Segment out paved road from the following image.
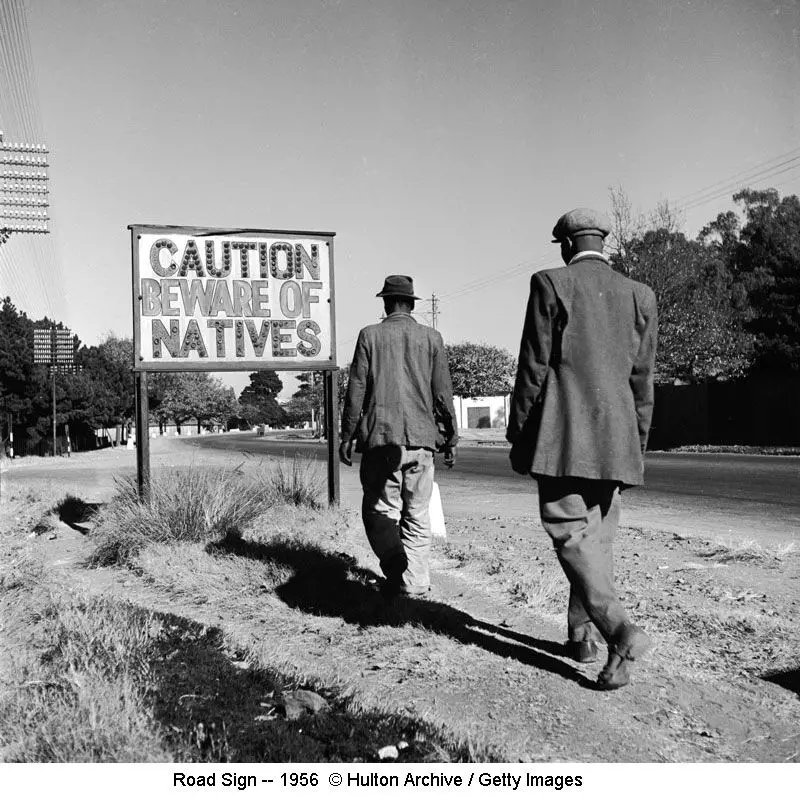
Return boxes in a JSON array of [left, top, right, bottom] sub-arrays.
[[188, 434, 800, 541], [4, 434, 798, 541]]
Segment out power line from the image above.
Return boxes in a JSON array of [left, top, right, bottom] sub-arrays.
[[673, 146, 800, 206], [676, 157, 800, 214]]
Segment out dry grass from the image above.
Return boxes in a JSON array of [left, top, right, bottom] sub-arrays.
[[699, 536, 797, 565], [266, 455, 325, 508], [0, 553, 172, 762], [88, 466, 283, 567]]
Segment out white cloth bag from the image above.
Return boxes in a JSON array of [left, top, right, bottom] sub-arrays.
[[429, 481, 447, 539]]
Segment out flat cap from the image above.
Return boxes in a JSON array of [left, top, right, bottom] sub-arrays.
[[551, 208, 612, 242]]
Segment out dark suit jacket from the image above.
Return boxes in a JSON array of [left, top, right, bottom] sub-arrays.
[[506, 256, 657, 486], [341, 312, 458, 452]]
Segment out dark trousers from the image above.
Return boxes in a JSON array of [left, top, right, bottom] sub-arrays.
[[537, 476, 631, 645]]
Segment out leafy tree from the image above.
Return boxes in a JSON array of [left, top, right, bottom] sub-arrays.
[[195, 379, 239, 432], [613, 229, 752, 383], [728, 189, 800, 372], [445, 342, 516, 398], [607, 189, 754, 383], [0, 298, 80, 450], [72, 334, 134, 431], [291, 371, 322, 431], [239, 370, 284, 426], [154, 372, 237, 433]]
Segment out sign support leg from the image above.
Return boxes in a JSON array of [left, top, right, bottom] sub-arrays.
[[323, 369, 340, 505], [135, 370, 151, 503]]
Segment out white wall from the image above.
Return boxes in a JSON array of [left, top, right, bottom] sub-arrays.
[[453, 395, 510, 429]]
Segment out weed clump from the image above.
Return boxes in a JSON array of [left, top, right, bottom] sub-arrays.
[[89, 467, 278, 567], [267, 456, 324, 509]]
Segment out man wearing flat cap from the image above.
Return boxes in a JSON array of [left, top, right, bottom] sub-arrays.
[[507, 208, 658, 690], [340, 275, 458, 599]]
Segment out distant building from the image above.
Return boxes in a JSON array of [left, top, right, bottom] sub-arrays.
[[454, 395, 510, 429]]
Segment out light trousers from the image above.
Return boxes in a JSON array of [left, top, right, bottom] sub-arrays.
[[360, 445, 435, 594], [537, 476, 631, 644]]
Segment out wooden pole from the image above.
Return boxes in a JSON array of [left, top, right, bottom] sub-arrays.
[[135, 370, 151, 502], [323, 369, 340, 505]]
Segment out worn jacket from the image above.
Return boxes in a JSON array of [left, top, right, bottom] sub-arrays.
[[341, 312, 458, 452], [506, 255, 657, 486]]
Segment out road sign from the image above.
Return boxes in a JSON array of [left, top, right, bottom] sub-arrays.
[[130, 225, 336, 372]]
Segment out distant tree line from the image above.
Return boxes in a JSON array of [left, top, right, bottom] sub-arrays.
[[3, 186, 797, 451], [0, 297, 352, 453]]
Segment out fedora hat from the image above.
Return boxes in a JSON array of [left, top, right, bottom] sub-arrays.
[[376, 275, 421, 300]]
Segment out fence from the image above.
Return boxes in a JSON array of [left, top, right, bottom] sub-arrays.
[[649, 374, 800, 449], [1, 421, 119, 458]]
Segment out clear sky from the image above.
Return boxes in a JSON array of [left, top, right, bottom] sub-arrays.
[[1, 0, 798, 396]]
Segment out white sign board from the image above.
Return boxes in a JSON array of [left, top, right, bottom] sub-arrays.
[[130, 226, 336, 371]]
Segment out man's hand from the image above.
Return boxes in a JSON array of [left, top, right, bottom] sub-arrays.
[[443, 445, 456, 469], [509, 440, 532, 475], [339, 440, 353, 466]]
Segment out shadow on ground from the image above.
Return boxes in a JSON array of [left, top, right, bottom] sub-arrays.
[[138, 607, 481, 762], [55, 495, 103, 534], [209, 537, 590, 688], [762, 668, 800, 697]]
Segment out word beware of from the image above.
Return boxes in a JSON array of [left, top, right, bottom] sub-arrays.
[[132, 229, 335, 370]]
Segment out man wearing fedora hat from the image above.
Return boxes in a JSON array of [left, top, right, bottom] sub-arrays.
[[507, 208, 658, 690], [340, 275, 458, 599]]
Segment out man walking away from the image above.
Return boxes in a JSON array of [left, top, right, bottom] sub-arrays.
[[507, 208, 658, 690], [340, 275, 458, 599]]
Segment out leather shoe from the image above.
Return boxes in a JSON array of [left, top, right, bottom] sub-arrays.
[[596, 626, 651, 690], [564, 640, 599, 663]]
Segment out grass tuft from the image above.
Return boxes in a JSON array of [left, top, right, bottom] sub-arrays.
[[266, 455, 324, 508], [700, 536, 797, 565], [88, 466, 279, 567]]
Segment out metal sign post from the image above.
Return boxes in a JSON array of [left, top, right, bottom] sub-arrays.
[[134, 371, 150, 501], [323, 369, 340, 505], [130, 224, 338, 504]]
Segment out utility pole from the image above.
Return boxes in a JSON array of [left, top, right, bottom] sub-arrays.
[[430, 293, 439, 330]]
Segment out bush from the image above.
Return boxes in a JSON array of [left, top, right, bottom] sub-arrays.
[[89, 466, 277, 567]]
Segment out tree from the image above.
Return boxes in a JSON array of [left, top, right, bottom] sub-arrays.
[[607, 186, 642, 276], [613, 229, 753, 383], [0, 298, 81, 450], [729, 189, 800, 372], [608, 190, 754, 383], [239, 370, 284, 426], [445, 342, 516, 398], [291, 371, 323, 432], [72, 334, 134, 432], [152, 372, 238, 433]]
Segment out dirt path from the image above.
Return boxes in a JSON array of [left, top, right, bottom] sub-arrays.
[[5, 439, 799, 762]]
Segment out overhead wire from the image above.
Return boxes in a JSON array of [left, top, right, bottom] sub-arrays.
[[673, 147, 800, 206], [0, 0, 66, 321], [676, 157, 800, 215], [432, 147, 800, 314]]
